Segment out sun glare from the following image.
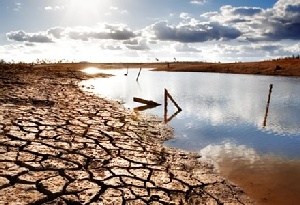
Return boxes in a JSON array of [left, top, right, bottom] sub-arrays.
[[64, 0, 108, 24], [81, 67, 103, 75]]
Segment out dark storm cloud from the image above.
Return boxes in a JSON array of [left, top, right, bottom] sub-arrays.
[[202, 0, 300, 41], [286, 4, 300, 13], [150, 21, 241, 43], [6, 30, 53, 43], [263, 22, 300, 40], [260, 1, 300, 40]]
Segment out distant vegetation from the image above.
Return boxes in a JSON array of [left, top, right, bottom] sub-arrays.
[[1, 54, 299, 66], [269, 54, 300, 61]]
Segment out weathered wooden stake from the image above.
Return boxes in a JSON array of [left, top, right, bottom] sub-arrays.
[[164, 89, 182, 123], [263, 84, 273, 127], [136, 68, 142, 81], [165, 89, 182, 111]]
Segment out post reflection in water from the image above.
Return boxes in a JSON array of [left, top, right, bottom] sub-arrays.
[[164, 89, 182, 123], [263, 84, 273, 127]]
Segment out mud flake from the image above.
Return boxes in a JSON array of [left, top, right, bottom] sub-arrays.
[[0, 151, 18, 161], [25, 142, 61, 156], [19, 171, 58, 183], [65, 170, 90, 180], [39, 175, 68, 194], [0, 162, 28, 175], [0, 176, 9, 187], [66, 180, 99, 193], [42, 158, 78, 169], [91, 169, 112, 181], [0, 184, 46, 205]]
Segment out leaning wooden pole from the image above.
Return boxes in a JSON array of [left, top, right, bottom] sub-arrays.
[[136, 68, 142, 81], [165, 89, 182, 111], [164, 89, 182, 123], [263, 84, 273, 127]]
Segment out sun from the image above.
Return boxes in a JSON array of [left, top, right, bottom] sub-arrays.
[[64, 0, 108, 24]]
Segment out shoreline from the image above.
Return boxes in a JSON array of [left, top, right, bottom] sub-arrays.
[[29, 58, 300, 77], [0, 65, 253, 204]]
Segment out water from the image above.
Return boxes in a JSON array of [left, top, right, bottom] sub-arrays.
[[80, 67, 300, 204]]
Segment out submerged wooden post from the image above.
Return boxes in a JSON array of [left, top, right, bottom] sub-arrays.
[[136, 68, 142, 81], [164, 89, 182, 123], [263, 84, 273, 127], [165, 89, 182, 111]]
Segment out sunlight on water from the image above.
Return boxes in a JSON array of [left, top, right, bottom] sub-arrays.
[[81, 67, 104, 75]]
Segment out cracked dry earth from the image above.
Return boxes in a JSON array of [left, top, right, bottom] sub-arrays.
[[0, 65, 253, 205]]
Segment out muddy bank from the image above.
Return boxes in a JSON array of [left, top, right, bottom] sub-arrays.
[[0, 65, 253, 204], [33, 58, 300, 77], [152, 59, 300, 77]]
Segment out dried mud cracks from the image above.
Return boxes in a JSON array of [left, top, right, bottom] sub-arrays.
[[0, 66, 252, 205]]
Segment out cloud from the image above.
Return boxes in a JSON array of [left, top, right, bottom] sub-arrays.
[[105, 6, 128, 16], [48, 27, 65, 39], [190, 0, 206, 5], [100, 43, 122, 50], [6, 31, 53, 43], [202, 0, 300, 41], [173, 43, 201, 52], [123, 39, 149, 50], [180, 13, 192, 19], [68, 24, 136, 41], [5, 24, 137, 45], [13, 2, 22, 11], [44, 6, 65, 11], [148, 20, 241, 43]]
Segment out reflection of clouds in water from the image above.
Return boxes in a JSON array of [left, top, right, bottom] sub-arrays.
[[80, 70, 300, 136], [175, 74, 300, 136], [260, 104, 300, 136], [199, 141, 261, 171]]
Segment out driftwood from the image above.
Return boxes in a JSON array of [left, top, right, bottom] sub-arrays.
[[133, 97, 161, 106]]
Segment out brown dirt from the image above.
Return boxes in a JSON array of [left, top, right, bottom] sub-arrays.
[[33, 58, 300, 77], [0, 64, 253, 204]]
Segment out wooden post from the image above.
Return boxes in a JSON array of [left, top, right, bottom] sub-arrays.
[[136, 68, 142, 81], [164, 89, 182, 123], [263, 84, 273, 127], [165, 89, 182, 111]]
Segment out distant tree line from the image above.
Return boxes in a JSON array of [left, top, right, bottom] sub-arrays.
[[271, 54, 300, 61]]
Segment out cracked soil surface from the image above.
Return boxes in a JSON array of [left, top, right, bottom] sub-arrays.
[[0, 64, 253, 205]]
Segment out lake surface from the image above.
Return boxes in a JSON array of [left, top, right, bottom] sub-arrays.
[[80, 67, 300, 204]]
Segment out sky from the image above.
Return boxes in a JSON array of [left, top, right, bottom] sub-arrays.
[[0, 0, 299, 63]]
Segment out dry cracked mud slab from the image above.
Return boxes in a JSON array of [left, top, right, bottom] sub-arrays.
[[0, 65, 253, 205]]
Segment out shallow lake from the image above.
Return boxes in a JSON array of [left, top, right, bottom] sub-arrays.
[[80, 67, 300, 204]]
